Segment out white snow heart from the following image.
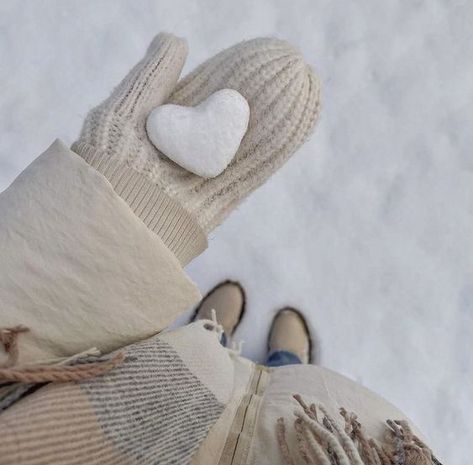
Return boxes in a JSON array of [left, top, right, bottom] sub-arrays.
[[146, 89, 250, 178]]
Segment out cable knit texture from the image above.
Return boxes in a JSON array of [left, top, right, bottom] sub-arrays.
[[73, 33, 321, 264]]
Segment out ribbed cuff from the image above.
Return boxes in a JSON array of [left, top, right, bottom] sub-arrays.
[[71, 142, 207, 265]]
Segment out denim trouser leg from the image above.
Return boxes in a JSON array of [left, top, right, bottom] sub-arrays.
[[265, 350, 302, 367], [220, 332, 228, 347], [220, 333, 302, 367]]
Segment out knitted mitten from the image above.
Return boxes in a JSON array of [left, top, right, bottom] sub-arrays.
[[72, 33, 320, 265]]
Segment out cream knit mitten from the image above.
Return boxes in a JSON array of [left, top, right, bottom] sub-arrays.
[[72, 33, 320, 265]]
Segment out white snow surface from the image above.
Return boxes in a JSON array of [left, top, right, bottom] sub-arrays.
[[1, 1, 471, 462]]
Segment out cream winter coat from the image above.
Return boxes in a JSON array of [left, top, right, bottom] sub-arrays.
[[0, 142, 439, 465]]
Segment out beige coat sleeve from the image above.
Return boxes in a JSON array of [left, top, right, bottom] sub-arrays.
[[0, 140, 201, 365]]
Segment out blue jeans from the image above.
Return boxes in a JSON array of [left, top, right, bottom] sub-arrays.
[[265, 350, 302, 367], [220, 334, 302, 367]]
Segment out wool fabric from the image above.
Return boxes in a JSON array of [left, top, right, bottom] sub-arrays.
[[72, 33, 320, 265]]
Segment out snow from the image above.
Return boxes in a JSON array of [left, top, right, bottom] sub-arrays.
[[147, 89, 250, 178], [1, 1, 471, 462]]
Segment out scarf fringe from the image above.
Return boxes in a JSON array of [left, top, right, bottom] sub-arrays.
[[0, 346, 124, 412], [276, 394, 441, 465]]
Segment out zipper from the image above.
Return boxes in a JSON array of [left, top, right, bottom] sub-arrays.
[[218, 364, 269, 465]]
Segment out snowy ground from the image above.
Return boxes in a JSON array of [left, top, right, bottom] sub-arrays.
[[1, 1, 471, 462]]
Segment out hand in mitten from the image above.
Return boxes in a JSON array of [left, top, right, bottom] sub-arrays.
[[0, 32, 321, 366], [72, 33, 321, 265]]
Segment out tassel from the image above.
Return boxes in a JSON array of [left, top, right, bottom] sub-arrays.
[[275, 394, 440, 465], [276, 417, 296, 465]]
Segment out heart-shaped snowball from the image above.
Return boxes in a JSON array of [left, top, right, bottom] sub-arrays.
[[146, 89, 250, 178]]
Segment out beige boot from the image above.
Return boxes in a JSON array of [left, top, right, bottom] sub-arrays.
[[268, 308, 313, 364], [192, 280, 246, 340]]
